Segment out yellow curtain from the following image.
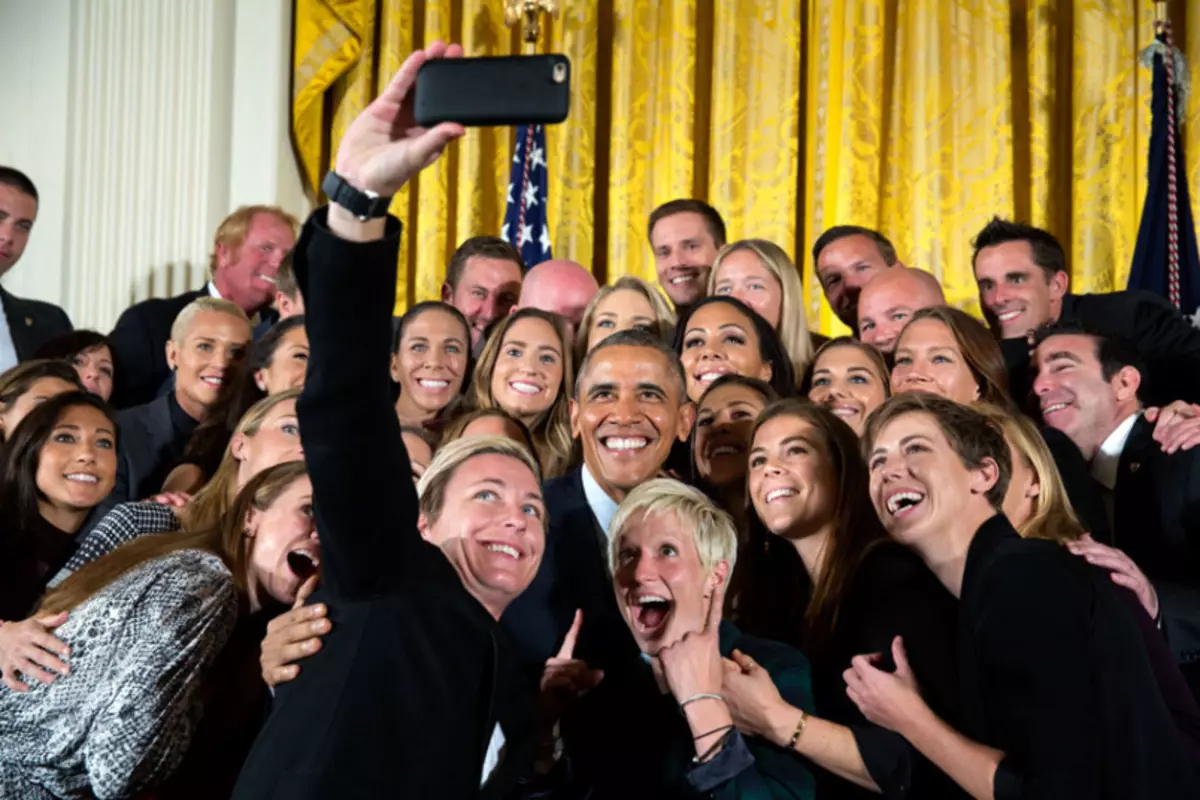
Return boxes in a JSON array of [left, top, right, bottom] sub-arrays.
[[292, 0, 1199, 334]]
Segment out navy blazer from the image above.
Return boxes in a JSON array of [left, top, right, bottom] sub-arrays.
[[0, 285, 72, 362], [108, 288, 206, 409], [1110, 414, 1200, 693], [501, 467, 640, 675]]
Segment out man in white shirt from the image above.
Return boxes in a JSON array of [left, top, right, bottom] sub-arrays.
[[501, 328, 695, 675], [1033, 323, 1200, 694], [0, 166, 73, 373]]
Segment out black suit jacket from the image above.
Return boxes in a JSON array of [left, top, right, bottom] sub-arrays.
[[108, 288, 206, 409], [1002, 289, 1200, 409], [1111, 414, 1200, 691], [0, 285, 72, 361], [957, 515, 1197, 799], [501, 467, 640, 675], [233, 209, 529, 799]]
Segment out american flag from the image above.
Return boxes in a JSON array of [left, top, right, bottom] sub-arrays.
[[501, 124, 552, 267]]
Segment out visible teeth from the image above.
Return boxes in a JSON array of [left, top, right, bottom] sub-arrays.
[[998, 309, 1022, 321], [710, 445, 739, 457], [509, 381, 541, 395], [486, 543, 520, 559], [202, 377, 223, 386], [65, 473, 98, 484], [257, 273, 278, 285], [418, 379, 449, 389], [698, 372, 726, 383], [886, 491, 925, 515], [635, 595, 669, 605], [831, 406, 858, 418], [766, 488, 795, 503], [1042, 402, 1070, 414], [669, 276, 692, 285], [604, 437, 648, 451]]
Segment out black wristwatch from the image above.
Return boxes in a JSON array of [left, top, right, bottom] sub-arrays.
[[322, 171, 393, 221]]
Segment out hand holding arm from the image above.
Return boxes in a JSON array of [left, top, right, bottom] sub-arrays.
[[0, 612, 71, 692], [259, 575, 329, 688]]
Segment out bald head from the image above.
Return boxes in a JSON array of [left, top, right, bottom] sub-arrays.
[[517, 258, 599, 338], [857, 267, 946, 353]]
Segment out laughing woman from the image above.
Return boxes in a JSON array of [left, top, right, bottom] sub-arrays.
[[0, 461, 319, 799], [674, 296, 795, 405], [0, 392, 117, 622], [805, 338, 890, 438], [732, 399, 962, 799], [470, 308, 575, 478], [391, 301, 473, 432]]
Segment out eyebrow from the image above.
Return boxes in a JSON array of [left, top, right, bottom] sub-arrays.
[[870, 432, 933, 458], [55, 423, 116, 435], [505, 338, 562, 354], [685, 322, 749, 337], [1045, 350, 1083, 364]]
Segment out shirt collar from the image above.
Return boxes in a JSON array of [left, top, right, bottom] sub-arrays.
[[206, 281, 222, 299], [166, 391, 202, 437], [1090, 411, 1141, 491], [581, 463, 620, 538]]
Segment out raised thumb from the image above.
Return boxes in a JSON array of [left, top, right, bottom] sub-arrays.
[[892, 636, 912, 678]]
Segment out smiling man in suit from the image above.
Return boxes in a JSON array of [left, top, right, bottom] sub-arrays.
[[1032, 323, 1200, 694], [501, 328, 695, 674], [0, 166, 73, 373], [107, 205, 297, 408]]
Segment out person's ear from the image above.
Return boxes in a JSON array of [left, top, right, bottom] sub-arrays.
[[166, 340, 179, 371], [440, 283, 454, 304], [1048, 270, 1069, 301], [243, 508, 261, 539], [758, 360, 773, 384], [707, 560, 730, 595], [417, 511, 432, 541], [1027, 476, 1041, 500], [969, 456, 1000, 498], [676, 401, 696, 443], [569, 397, 581, 439], [230, 431, 249, 463], [389, 352, 403, 383], [1112, 365, 1142, 405], [215, 241, 234, 273], [254, 368, 268, 393]]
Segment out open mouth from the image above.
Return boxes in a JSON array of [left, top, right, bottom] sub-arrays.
[[286, 549, 321, 581], [602, 436, 649, 453], [695, 367, 732, 385], [508, 381, 542, 396], [632, 594, 673, 633], [417, 378, 450, 390], [885, 490, 926, 518], [997, 308, 1023, 323], [201, 376, 224, 388], [668, 272, 698, 286], [708, 443, 742, 459], [484, 542, 522, 561], [1041, 401, 1071, 416], [256, 273, 278, 285], [64, 472, 99, 485], [765, 487, 796, 504], [828, 403, 861, 420]]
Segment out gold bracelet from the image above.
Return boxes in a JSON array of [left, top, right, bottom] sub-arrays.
[[787, 710, 809, 750]]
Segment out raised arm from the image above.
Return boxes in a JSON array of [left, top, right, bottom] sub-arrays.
[[296, 42, 465, 601]]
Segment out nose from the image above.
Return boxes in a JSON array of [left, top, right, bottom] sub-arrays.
[[632, 551, 657, 584], [1032, 368, 1053, 397], [502, 502, 529, 532], [610, 392, 640, 425]]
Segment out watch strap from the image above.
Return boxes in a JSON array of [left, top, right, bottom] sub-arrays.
[[321, 171, 393, 220]]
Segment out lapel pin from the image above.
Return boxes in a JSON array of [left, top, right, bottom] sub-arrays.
[[24, 317, 32, 327], [1129, 462, 1141, 473]]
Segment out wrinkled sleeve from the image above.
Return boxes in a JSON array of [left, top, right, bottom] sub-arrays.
[[83, 561, 238, 798], [50, 503, 180, 587]]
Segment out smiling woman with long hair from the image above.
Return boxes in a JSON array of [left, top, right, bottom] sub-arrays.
[[0, 392, 118, 621], [470, 308, 575, 478]]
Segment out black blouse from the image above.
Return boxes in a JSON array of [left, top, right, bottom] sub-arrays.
[[0, 513, 78, 620]]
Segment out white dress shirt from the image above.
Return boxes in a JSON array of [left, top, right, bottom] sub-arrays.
[[0, 292, 18, 374], [581, 463, 620, 540], [1090, 411, 1141, 491]]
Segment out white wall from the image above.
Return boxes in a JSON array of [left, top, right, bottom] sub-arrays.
[[0, 0, 310, 331]]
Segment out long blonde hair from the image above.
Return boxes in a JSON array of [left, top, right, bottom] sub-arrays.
[[707, 239, 813, 385], [976, 404, 1085, 543], [573, 276, 677, 362], [470, 309, 575, 479], [182, 388, 301, 533], [41, 461, 309, 614]]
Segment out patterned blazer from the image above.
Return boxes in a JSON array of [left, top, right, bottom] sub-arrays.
[[0, 549, 237, 799]]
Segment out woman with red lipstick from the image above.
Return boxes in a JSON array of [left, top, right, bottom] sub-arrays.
[[731, 398, 963, 799], [674, 296, 796, 404], [470, 308, 575, 478], [0, 392, 117, 622], [805, 338, 890, 438], [391, 300, 473, 432]]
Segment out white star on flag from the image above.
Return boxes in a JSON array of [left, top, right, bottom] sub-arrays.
[[530, 145, 546, 171], [539, 224, 552, 255], [522, 181, 539, 209], [502, 124, 552, 268], [506, 182, 514, 204], [500, 224, 510, 243], [518, 223, 534, 247]]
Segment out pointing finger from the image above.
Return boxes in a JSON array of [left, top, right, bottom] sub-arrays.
[[556, 609, 583, 659]]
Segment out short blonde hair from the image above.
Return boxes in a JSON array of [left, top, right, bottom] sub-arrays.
[[574, 276, 677, 361], [170, 297, 252, 342], [708, 239, 813, 385], [417, 434, 542, 523], [609, 478, 738, 575], [208, 205, 299, 278]]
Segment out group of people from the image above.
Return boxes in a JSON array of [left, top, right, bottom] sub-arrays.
[[1, 41, 1199, 799]]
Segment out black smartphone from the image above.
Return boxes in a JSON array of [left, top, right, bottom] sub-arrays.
[[414, 54, 570, 127]]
